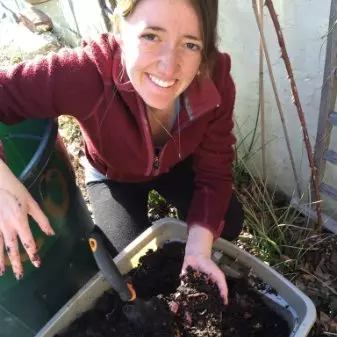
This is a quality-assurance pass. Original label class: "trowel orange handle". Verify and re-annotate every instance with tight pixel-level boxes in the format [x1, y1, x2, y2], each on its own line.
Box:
[89, 226, 137, 302]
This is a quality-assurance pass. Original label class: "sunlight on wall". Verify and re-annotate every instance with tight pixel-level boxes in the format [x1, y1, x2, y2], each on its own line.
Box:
[217, 0, 330, 198]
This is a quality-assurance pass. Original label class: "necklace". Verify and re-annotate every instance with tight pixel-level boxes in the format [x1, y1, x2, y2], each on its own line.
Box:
[149, 108, 182, 159]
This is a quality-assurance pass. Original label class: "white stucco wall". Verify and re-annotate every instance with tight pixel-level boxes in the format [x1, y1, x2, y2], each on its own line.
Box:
[217, 0, 331, 198]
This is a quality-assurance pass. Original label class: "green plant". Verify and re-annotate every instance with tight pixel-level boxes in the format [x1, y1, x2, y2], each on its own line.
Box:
[11, 55, 23, 64]
[147, 190, 178, 221]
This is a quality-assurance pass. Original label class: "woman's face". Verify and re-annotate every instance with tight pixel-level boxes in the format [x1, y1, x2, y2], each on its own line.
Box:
[117, 0, 203, 112]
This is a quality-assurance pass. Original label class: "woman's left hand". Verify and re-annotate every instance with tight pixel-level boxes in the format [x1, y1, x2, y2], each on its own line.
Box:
[181, 225, 228, 305]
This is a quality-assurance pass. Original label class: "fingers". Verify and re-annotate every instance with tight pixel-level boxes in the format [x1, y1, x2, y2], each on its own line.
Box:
[206, 262, 228, 305]
[0, 192, 50, 279]
[28, 197, 54, 236]
[2, 227, 23, 280]
[0, 187, 54, 279]
[0, 232, 5, 276]
[215, 272, 228, 305]
[15, 216, 41, 268]
[0, 192, 24, 278]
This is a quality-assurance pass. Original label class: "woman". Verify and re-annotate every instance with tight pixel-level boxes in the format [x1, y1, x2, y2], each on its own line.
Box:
[0, 0, 243, 304]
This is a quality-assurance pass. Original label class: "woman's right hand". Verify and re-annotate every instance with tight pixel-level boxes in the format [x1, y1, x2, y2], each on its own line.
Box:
[0, 160, 55, 280]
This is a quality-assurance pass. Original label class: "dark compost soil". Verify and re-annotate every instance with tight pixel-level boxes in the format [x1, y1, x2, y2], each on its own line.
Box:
[56, 242, 291, 337]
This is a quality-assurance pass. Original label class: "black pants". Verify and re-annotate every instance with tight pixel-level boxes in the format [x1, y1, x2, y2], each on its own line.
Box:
[87, 156, 244, 254]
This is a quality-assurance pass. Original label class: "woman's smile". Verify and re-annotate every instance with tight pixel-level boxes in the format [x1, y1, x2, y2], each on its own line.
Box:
[147, 73, 176, 88]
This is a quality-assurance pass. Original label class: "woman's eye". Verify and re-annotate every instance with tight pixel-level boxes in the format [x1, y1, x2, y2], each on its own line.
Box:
[185, 42, 201, 51]
[141, 34, 158, 41]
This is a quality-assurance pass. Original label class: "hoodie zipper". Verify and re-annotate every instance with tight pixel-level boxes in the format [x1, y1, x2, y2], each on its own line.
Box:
[136, 95, 156, 176]
[137, 96, 167, 176]
[153, 151, 160, 171]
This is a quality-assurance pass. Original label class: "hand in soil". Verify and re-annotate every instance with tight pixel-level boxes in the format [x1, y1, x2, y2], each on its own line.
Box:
[171, 266, 227, 335]
[182, 253, 228, 305]
[183, 225, 228, 304]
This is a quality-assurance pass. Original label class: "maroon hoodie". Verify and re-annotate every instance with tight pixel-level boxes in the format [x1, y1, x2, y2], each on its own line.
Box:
[0, 34, 236, 239]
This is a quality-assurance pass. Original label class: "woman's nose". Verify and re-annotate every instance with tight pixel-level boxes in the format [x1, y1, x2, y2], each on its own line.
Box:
[157, 45, 179, 78]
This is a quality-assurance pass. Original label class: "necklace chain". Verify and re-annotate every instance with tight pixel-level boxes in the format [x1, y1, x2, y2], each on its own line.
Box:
[149, 109, 182, 159]
[150, 112, 174, 139]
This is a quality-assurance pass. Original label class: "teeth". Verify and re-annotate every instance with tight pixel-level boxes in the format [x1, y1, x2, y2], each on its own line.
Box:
[149, 74, 175, 88]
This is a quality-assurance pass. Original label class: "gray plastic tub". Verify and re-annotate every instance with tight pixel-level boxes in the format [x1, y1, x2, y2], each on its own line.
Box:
[35, 218, 317, 337]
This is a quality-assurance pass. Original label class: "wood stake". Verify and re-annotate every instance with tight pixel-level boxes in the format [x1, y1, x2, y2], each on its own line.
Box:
[252, 0, 302, 198]
[258, 0, 266, 181]
[264, 0, 323, 231]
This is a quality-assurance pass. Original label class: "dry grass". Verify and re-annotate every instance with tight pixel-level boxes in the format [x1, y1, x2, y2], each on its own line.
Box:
[233, 157, 337, 336]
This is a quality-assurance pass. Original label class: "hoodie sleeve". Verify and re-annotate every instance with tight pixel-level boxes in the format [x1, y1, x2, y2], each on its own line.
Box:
[0, 40, 106, 124]
[187, 53, 236, 239]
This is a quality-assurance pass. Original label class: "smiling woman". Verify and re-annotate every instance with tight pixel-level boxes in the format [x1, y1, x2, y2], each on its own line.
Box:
[0, 0, 244, 324]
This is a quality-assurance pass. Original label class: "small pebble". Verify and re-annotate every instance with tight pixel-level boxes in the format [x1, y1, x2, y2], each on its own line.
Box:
[212, 250, 223, 264]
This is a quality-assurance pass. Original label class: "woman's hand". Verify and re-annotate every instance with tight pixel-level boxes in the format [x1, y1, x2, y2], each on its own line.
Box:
[181, 225, 228, 305]
[0, 160, 55, 279]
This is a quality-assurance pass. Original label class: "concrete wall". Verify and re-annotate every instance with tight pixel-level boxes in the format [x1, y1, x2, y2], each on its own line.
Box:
[217, 0, 330, 199]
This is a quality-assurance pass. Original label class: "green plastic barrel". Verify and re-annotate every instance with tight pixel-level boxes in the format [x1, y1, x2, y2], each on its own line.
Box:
[0, 118, 98, 337]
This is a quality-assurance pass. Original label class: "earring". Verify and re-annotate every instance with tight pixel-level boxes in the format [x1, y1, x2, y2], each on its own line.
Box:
[197, 70, 201, 76]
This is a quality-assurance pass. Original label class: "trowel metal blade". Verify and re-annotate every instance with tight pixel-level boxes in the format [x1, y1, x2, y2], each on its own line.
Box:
[122, 302, 148, 327]
[123, 297, 172, 329]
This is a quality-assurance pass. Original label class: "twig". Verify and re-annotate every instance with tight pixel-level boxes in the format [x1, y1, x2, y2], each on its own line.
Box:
[258, 0, 266, 181]
[252, 0, 302, 198]
[298, 267, 337, 296]
[264, 0, 323, 232]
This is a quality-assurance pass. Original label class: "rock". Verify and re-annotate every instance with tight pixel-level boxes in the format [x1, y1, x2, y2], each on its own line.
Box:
[211, 250, 223, 264]
[24, 0, 51, 4]
[19, 6, 53, 33]
[0, 14, 60, 65]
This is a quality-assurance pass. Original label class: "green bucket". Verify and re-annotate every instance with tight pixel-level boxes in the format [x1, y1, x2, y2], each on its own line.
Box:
[0, 118, 98, 337]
